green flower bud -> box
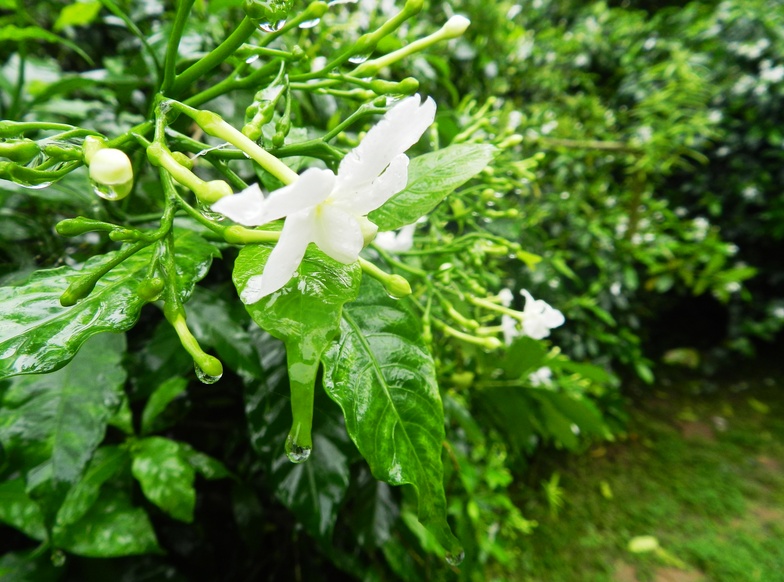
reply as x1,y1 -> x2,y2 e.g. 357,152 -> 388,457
55,217 -> 115,237
384,274 -> 412,299
0,139 -> 40,163
137,277 -> 165,302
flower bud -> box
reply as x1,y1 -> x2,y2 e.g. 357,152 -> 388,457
384,274 -> 412,299
89,148 -> 134,200
171,151 -> 194,170
441,15 -> 470,39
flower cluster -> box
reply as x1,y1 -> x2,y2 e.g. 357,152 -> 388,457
213,95 -> 436,303
499,288 -> 565,344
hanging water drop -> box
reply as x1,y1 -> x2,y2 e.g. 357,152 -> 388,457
298,17 -> 320,29
51,549 -> 66,567
285,433 -> 312,463
258,19 -> 286,32
349,53 -> 370,64
194,362 -> 222,384
445,549 -> 465,566
197,201 -> 227,222
245,54 -> 260,64
90,178 -> 126,201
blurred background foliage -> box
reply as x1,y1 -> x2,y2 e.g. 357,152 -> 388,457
1,0 -> 782,580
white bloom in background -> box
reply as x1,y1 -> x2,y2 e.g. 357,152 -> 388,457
498,288 -> 514,307
520,289 -> 565,339
528,366 -> 553,387
374,222 -> 417,253
213,95 -> 436,303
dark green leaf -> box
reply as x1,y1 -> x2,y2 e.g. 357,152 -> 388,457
178,442 -> 232,481
0,478 -> 46,540
0,549 -> 62,582
140,377 -> 188,435
234,243 -> 361,457
56,446 -> 128,528
369,144 -> 497,231
322,279 -> 460,554
0,230 -> 218,379
187,287 -> 264,381
500,336 -> 548,378
538,392 -> 608,438
244,333 -> 353,540
131,436 -> 196,523
0,333 -> 126,525
53,487 -> 160,557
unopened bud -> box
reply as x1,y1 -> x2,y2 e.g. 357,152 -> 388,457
384,274 -> 412,299
441,15 -> 470,39
89,148 -> 134,200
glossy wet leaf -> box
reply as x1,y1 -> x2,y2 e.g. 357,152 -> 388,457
369,144 -> 497,231
53,487 -> 160,557
0,549 -> 61,582
0,333 -> 127,525
140,377 -> 188,435
0,230 -> 218,379
0,478 -> 46,540
321,278 -> 460,554
131,436 -> 196,523
187,287 -> 265,381
244,334 -> 353,540
235,243 -> 361,456
56,446 -> 128,527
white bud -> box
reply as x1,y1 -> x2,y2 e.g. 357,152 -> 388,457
89,148 -> 134,200
441,15 -> 471,39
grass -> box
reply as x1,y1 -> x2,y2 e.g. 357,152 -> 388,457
511,370 -> 784,582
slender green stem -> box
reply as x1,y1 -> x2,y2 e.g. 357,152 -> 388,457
0,121 -> 75,137
162,0 -> 196,92
321,104 -> 387,142
170,17 -> 258,97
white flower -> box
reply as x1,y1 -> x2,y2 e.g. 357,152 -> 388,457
374,222 -> 417,253
520,289 -> 565,339
212,95 -> 436,303
501,314 -> 519,346
528,366 -> 553,387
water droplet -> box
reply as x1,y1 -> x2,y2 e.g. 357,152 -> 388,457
385,291 -> 402,301
258,19 -> 286,33
285,433 -> 312,463
245,54 -> 260,64
298,17 -> 320,29
349,53 -> 370,64
445,549 -> 465,566
198,201 -> 226,222
51,549 -> 66,567
194,362 -> 222,384
90,178 -> 128,201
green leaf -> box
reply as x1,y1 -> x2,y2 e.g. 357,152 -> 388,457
234,244 -> 361,453
322,278 -> 461,555
477,387 -> 535,457
500,336 -> 548,378
0,230 -> 218,379
131,437 -> 196,523
244,333 -> 353,540
369,144 -> 497,231
0,333 -> 126,525
56,446 -> 128,527
0,25 -> 94,65
0,549 -> 61,582
53,486 -> 160,557
0,478 -> 46,540
178,442 -> 232,481
187,287 -> 264,381
54,1 -> 103,31
140,377 -> 188,435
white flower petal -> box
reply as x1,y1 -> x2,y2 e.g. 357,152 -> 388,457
312,205 -> 364,264
337,153 -> 409,215
374,222 -> 416,253
336,95 -> 436,191
241,210 -> 315,302
498,288 -> 514,307
257,167 -> 335,224
211,183 -> 265,226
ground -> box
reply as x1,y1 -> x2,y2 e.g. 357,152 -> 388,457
512,367 -> 784,582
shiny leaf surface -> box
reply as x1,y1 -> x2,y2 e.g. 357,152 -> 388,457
244,334 -> 353,540
369,144 -> 497,231
0,333 -> 127,524
0,230 -> 218,379
131,436 -> 196,523
321,279 -> 460,554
